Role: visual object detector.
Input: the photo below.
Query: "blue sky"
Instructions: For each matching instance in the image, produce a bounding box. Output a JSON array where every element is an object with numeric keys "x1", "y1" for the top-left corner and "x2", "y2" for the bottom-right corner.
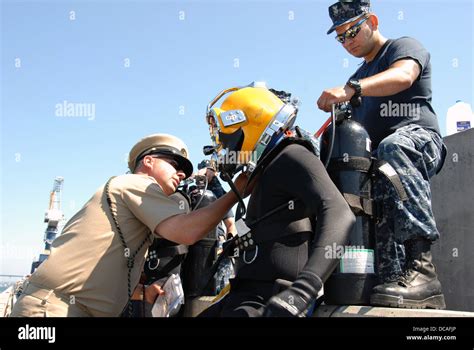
[{"x1": 1, "y1": 0, "x2": 473, "y2": 276}]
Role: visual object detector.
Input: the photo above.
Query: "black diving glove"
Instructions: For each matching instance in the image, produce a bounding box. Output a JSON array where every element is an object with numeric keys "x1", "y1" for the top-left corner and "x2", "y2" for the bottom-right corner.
[{"x1": 262, "y1": 272, "x2": 322, "y2": 317}]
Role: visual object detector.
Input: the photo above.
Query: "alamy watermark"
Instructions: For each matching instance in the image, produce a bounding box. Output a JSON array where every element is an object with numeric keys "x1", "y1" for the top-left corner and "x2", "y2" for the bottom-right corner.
[
  {"x1": 216, "y1": 150, "x2": 258, "y2": 167},
  {"x1": 324, "y1": 243, "x2": 370, "y2": 259},
  {"x1": 18, "y1": 324, "x2": 55, "y2": 343},
  {"x1": 380, "y1": 100, "x2": 420, "y2": 119},
  {"x1": 55, "y1": 100, "x2": 96, "y2": 120}
]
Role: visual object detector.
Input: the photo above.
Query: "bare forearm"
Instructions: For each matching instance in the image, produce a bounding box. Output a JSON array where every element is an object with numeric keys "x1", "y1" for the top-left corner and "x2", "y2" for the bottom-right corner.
[
  {"x1": 317, "y1": 59, "x2": 420, "y2": 112},
  {"x1": 360, "y1": 67, "x2": 414, "y2": 97},
  {"x1": 156, "y1": 191, "x2": 238, "y2": 245},
  {"x1": 224, "y1": 218, "x2": 237, "y2": 236}
]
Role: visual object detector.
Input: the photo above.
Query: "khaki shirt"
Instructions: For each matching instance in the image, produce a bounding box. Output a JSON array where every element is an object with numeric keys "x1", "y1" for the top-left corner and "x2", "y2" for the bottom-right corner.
[{"x1": 29, "y1": 174, "x2": 189, "y2": 316}]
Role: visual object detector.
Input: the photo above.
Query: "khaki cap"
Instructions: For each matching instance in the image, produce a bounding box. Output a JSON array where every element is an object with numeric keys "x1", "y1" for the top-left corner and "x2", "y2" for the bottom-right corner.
[{"x1": 128, "y1": 133, "x2": 193, "y2": 178}]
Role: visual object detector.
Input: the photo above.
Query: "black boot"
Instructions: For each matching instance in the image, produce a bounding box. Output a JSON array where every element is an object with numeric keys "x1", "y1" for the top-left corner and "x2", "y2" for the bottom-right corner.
[{"x1": 370, "y1": 238, "x2": 446, "y2": 309}]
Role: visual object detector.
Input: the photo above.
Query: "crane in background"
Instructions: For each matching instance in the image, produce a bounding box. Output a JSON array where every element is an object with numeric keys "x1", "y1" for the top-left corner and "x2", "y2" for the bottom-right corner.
[{"x1": 30, "y1": 177, "x2": 65, "y2": 273}]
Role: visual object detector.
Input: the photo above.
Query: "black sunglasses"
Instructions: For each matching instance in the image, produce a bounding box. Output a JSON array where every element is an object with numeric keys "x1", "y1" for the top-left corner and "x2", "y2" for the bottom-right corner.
[
  {"x1": 335, "y1": 16, "x2": 369, "y2": 44},
  {"x1": 152, "y1": 156, "x2": 181, "y2": 171}
]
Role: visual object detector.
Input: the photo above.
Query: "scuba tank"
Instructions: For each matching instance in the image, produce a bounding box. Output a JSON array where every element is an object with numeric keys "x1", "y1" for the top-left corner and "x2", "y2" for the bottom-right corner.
[{"x1": 320, "y1": 103, "x2": 378, "y2": 305}]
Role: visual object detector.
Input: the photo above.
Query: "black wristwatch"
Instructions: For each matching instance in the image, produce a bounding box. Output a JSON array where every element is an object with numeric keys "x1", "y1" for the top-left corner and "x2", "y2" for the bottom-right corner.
[
  {"x1": 347, "y1": 79, "x2": 362, "y2": 107},
  {"x1": 346, "y1": 79, "x2": 362, "y2": 97}
]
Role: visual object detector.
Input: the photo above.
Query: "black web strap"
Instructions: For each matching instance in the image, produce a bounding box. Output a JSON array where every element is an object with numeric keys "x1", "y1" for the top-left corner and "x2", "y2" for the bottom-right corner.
[
  {"x1": 147, "y1": 254, "x2": 187, "y2": 284},
  {"x1": 327, "y1": 156, "x2": 372, "y2": 173},
  {"x1": 372, "y1": 160, "x2": 408, "y2": 201},
  {"x1": 326, "y1": 157, "x2": 408, "y2": 217},
  {"x1": 342, "y1": 193, "x2": 374, "y2": 216},
  {"x1": 154, "y1": 244, "x2": 188, "y2": 258}
]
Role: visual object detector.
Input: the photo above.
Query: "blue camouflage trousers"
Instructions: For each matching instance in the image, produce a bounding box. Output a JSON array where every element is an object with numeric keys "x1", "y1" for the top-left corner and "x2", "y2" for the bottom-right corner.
[{"x1": 373, "y1": 124, "x2": 446, "y2": 282}]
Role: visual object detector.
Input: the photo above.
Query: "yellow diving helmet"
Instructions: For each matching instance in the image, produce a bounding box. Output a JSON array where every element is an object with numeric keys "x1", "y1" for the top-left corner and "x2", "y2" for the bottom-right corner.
[{"x1": 205, "y1": 82, "x2": 298, "y2": 175}]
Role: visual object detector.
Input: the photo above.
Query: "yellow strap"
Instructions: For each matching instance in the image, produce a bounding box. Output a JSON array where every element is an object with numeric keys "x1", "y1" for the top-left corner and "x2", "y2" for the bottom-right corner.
[{"x1": 211, "y1": 283, "x2": 231, "y2": 303}]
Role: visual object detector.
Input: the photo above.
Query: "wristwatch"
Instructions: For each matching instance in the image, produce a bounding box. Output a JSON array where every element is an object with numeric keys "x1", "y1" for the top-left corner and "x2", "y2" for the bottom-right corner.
[
  {"x1": 346, "y1": 79, "x2": 362, "y2": 97},
  {"x1": 346, "y1": 79, "x2": 362, "y2": 107}
]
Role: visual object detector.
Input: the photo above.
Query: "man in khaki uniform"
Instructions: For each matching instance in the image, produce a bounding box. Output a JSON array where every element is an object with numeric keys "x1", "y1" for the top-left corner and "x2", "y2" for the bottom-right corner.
[{"x1": 11, "y1": 134, "x2": 248, "y2": 317}]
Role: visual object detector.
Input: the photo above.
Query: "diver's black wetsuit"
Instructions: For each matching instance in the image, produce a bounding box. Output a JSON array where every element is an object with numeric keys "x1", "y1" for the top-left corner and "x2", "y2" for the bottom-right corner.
[{"x1": 199, "y1": 142, "x2": 355, "y2": 317}]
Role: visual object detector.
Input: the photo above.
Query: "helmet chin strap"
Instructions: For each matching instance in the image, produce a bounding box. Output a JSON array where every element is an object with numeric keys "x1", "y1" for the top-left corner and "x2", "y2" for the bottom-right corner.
[{"x1": 220, "y1": 168, "x2": 248, "y2": 221}]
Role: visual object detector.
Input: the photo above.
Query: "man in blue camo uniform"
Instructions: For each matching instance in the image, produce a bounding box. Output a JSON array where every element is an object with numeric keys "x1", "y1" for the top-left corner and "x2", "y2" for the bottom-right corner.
[{"x1": 317, "y1": 0, "x2": 447, "y2": 309}]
